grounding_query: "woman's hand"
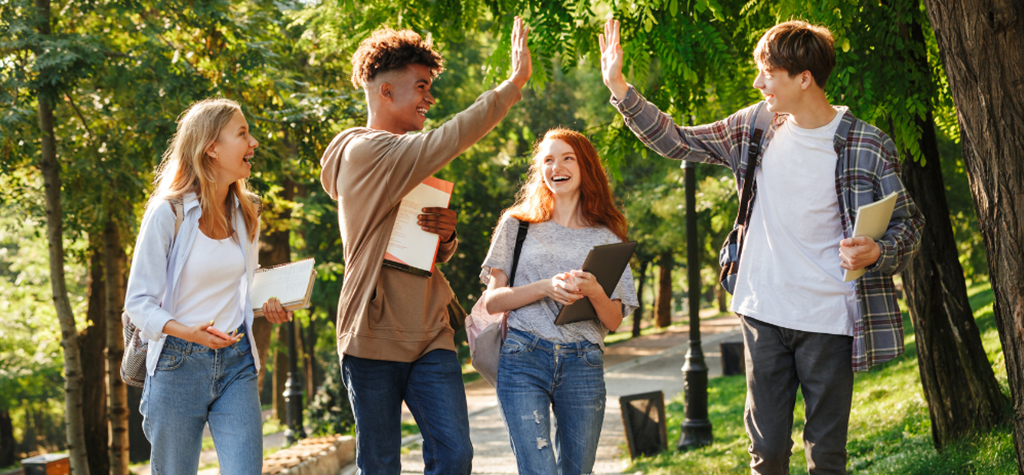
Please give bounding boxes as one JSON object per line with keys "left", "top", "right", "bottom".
{"left": 164, "top": 320, "right": 239, "bottom": 349}
{"left": 547, "top": 272, "right": 584, "bottom": 306}
{"left": 262, "top": 297, "right": 292, "bottom": 324}
{"left": 570, "top": 270, "right": 604, "bottom": 299}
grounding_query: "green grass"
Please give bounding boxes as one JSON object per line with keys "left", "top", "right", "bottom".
{"left": 626, "top": 281, "right": 1015, "bottom": 474}
{"left": 401, "top": 420, "right": 421, "bottom": 439}
{"left": 604, "top": 309, "right": 731, "bottom": 347}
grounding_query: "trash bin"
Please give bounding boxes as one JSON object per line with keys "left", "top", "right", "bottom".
{"left": 619, "top": 391, "right": 667, "bottom": 459}
{"left": 20, "top": 454, "right": 69, "bottom": 475}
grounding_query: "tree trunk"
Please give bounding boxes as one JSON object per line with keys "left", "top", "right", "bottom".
{"left": 103, "top": 220, "right": 129, "bottom": 475}
{"left": 922, "top": 0, "right": 1024, "bottom": 470}
{"left": 1, "top": 410, "right": 15, "bottom": 467}
{"left": 655, "top": 251, "right": 673, "bottom": 328}
{"left": 253, "top": 317, "right": 273, "bottom": 399}
{"left": 35, "top": 4, "right": 90, "bottom": 465}
{"left": 305, "top": 317, "right": 317, "bottom": 400}
{"left": 126, "top": 386, "right": 149, "bottom": 463}
{"left": 273, "top": 324, "right": 289, "bottom": 423}
{"left": 81, "top": 250, "right": 108, "bottom": 475}
{"left": 901, "top": 112, "right": 1008, "bottom": 449}
{"left": 261, "top": 180, "right": 294, "bottom": 423}
{"left": 632, "top": 259, "right": 649, "bottom": 337}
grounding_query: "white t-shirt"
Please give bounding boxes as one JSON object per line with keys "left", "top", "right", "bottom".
{"left": 173, "top": 230, "right": 246, "bottom": 332}
{"left": 730, "top": 108, "right": 858, "bottom": 336}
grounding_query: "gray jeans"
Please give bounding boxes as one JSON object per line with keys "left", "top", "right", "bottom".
{"left": 740, "top": 315, "right": 854, "bottom": 475}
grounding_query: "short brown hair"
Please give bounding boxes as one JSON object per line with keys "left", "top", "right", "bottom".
{"left": 350, "top": 27, "right": 445, "bottom": 89}
{"left": 754, "top": 21, "right": 836, "bottom": 88}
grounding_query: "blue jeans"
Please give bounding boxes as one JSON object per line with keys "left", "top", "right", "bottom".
{"left": 496, "top": 328, "right": 606, "bottom": 475}
{"left": 342, "top": 349, "right": 472, "bottom": 475}
{"left": 141, "top": 327, "right": 262, "bottom": 475}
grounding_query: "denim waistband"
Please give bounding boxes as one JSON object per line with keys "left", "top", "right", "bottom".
{"left": 163, "top": 324, "right": 248, "bottom": 353}
{"left": 506, "top": 327, "right": 600, "bottom": 355}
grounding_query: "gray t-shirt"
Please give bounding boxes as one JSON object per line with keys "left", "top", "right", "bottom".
{"left": 480, "top": 216, "right": 639, "bottom": 349}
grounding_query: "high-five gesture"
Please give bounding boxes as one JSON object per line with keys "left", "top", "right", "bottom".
{"left": 509, "top": 16, "right": 532, "bottom": 89}
{"left": 598, "top": 18, "right": 629, "bottom": 100}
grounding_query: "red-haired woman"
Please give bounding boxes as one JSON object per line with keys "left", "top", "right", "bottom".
{"left": 480, "top": 128, "right": 639, "bottom": 475}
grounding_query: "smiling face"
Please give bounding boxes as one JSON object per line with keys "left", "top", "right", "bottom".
{"left": 381, "top": 63, "right": 436, "bottom": 133}
{"left": 753, "top": 61, "right": 817, "bottom": 115}
{"left": 207, "top": 110, "right": 258, "bottom": 186}
{"left": 537, "top": 138, "right": 581, "bottom": 199}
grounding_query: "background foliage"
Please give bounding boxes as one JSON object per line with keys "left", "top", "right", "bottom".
{"left": 0, "top": 0, "right": 988, "bottom": 462}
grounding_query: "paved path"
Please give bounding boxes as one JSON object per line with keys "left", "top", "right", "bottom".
{"left": 401, "top": 313, "right": 742, "bottom": 474}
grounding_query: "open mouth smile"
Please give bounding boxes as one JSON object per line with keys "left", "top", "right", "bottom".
{"left": 417, "top": 107, "right": 429, "bottom": 117}
{"left": 551, "top": 175, "right": 570, "bottom": 183}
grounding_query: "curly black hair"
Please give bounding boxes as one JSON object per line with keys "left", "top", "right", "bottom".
{"left": 351, "top": 27, "right": 445, "bottom": 88}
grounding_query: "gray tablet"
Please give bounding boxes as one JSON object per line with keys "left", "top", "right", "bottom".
{"left": 554, "top": 241, "right": 638, "bottom": 326}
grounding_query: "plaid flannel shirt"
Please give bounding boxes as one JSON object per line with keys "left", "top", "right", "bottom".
{"left": 612, "top": 87, "right": 924, "bottom": 371}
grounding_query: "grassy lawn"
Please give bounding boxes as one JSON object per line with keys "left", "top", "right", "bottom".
{"left": 626, "top": 282, "right": 1016, "bottom": 474}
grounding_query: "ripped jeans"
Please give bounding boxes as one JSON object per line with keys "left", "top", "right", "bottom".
{"left": 496, "top": 328, "right": 606, "bottom": 475}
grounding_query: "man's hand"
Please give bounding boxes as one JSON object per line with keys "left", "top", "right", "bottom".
{"left": 599, "top": 18, "right": 630, "bottom": 100}
{"left": 839, "top": 236, "right": 881, "bottom": 271}
{"left": 509, "top": 16, "right": 532, "bottom": 89}
{"left": 419, "top": 207, "right": 457, "bottom": 242}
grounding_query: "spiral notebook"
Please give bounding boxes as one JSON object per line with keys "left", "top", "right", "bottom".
{"left": 251, "top": 258, "right": 316, "bottom": 317}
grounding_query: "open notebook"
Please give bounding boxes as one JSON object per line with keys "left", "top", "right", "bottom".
{"left": 251, "top": 258, "right": 316, "bottom": 317}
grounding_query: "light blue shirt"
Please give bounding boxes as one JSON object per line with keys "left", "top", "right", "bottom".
{"left": 124, "top": 192, "right": 261, "bottom": 376}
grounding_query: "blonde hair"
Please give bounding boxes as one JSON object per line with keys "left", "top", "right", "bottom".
{"left": 149, "top": 98, "right": 260, "bottom": 242}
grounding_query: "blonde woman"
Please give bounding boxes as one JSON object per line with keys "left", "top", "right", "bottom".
{"left": 124, "top": 98, "right": 289, "bottom": 474}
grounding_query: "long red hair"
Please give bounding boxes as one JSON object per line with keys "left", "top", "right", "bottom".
{"left": 504, "top": 128, "right": 627, "bottom": 241}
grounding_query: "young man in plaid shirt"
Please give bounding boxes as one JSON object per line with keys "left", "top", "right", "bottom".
{"left": 599, "top": 19, "right": 925, "bottom": 474}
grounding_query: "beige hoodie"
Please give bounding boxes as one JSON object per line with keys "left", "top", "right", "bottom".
{"left": 320, "top": 80, "right": 522, "bottom": 362}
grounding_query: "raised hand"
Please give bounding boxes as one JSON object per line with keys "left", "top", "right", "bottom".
{"left": 509, "top": 16, "right": 532, "bottom": 89}
{"left": 598, "top": 18, "right": 629, "bottom": 100}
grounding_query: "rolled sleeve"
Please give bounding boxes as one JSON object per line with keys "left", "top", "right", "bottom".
{"left": 437, "top": 230, "right": 458, "bottom": 264}
{"left": 865, "top": 151, "right": 925, "bottom": 275}
{"left": 124, "top": 203, "right": 177, "bottom": 341}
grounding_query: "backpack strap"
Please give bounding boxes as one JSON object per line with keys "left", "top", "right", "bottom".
{"left": 500, "top": 219, "right": 530, "bottom": 340}
{"left": 508, "top": 220, "right": 530, "bottom": 287}
{"left": 737, "top": 102, "right": 774, "bottom": 225}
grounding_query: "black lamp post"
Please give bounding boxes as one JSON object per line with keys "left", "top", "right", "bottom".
{"left": 284, "top": 319, "right": 306, "bottom": 444}
{"left": 677, "top": 160, "right": 713, "bottom": 450}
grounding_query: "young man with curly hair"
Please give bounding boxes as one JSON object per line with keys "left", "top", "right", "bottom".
{"left": 599, "top": 20, "right": 924, "bottom": 474}
{"left": 319, "top": 18, "right": 532, "bottom": 475}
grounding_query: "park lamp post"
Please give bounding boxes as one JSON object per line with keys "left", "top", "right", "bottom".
{"left": 677, "top": 160, "right": 713, "bottom": 450}
{"left": 284, "top": 318, "right": 306, "bottom": 445}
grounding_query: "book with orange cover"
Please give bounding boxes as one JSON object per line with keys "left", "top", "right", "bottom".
{"left": 383, "top": 176, "right": 454, "bottom": 277}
